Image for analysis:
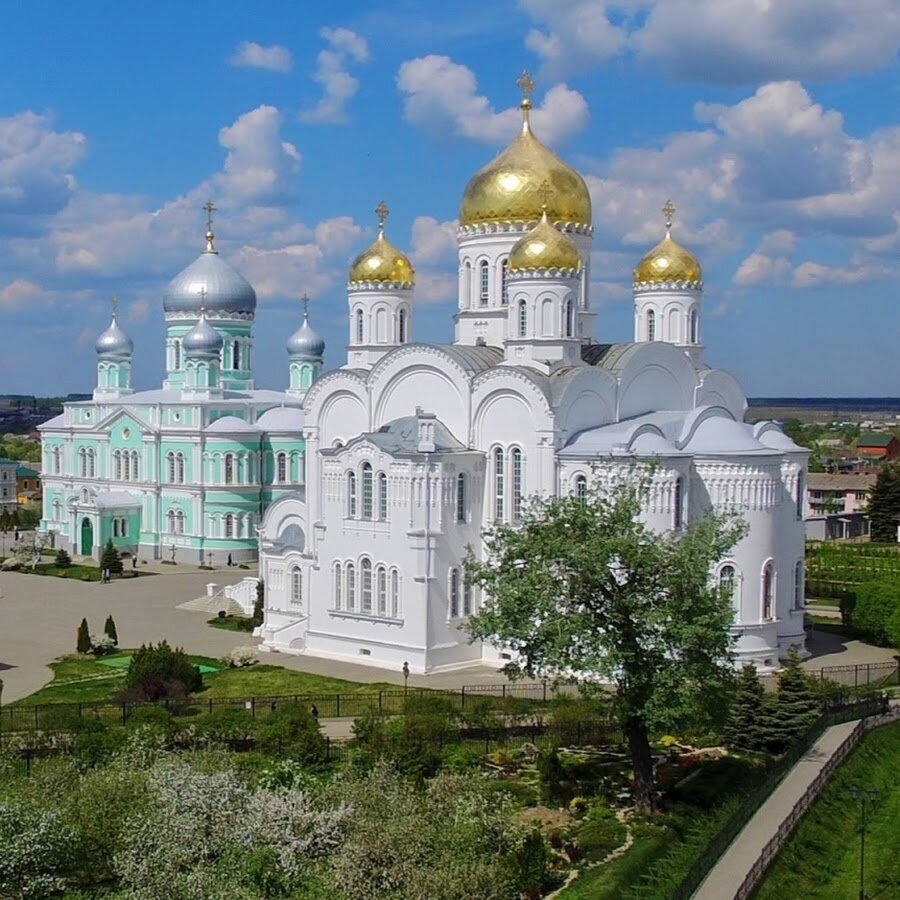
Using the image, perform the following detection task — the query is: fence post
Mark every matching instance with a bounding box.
[250,698,255,719]
[855,666,859,689]
[326,736,331,762]
[461,686,465,709]
[542,680,547,703]
[866,664,871,687]
[336,694,340,718]
[122,703,127,725]
[378,692,383,714]
[502,684,507,700]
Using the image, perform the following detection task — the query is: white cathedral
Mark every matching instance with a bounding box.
[258,79,808,674]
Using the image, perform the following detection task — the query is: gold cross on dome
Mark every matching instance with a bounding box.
[203,199,217,232]
[662,199,676,230]
[375,200,389,229]
[537,180,553,212]
[517,70,535,101]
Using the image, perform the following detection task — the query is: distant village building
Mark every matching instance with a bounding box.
[856,433,899,461]
[0,458,17,508]
[16,465,41,505]
[805,472,874,540]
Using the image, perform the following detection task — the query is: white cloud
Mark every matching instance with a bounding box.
[792,259,893,288]
[299,27,370,125]
[758,229,796,257]
[127,299,150,322]
[733,252,792,287]
[229,41,293,73]
[397,55,588,146]
[216,106,301,205]
[415,271,457,305]
[520,0,900,83]
[314,216,364,258]
[410,216,457,266]
[0,278,53,309]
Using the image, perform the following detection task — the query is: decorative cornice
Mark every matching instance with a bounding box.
[347,280,414,291]
[164,310,254,322]
[632,279,703,292]
[458,221,592,238]
[507,266,581,280]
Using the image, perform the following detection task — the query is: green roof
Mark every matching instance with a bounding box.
[16,465,39,478]
[858,433,894,447]
[0,457,18,465]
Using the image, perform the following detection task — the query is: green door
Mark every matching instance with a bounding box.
[80,517,93,557]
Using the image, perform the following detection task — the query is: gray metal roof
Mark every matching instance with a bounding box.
[163,250,257,315]
[95,313,133,356]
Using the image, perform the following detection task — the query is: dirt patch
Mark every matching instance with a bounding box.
[515,805,574,832]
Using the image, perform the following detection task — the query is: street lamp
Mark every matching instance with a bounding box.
[402,661,410,700]
[848,785,878,899]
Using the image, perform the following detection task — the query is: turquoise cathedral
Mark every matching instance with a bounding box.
[38,208,324,562]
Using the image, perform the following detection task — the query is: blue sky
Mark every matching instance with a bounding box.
[0,0,898,396]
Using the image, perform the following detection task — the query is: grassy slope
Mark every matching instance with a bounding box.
[11,653,398,707]
[753,720,900,899]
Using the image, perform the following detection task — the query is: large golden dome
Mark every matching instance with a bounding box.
[459,77,592,229]
[633,200,702,284]
[508,210,581,272]
[348,201,415,285]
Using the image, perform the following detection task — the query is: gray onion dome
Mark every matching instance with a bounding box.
[287,310,325,358]
[182,310,223,355]
[162,243,257,315]
[95,313,133,356]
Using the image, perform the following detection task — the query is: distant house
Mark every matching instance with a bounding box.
[805,472,875,540]
[16,464,41,504]
[0,457,18,508]
[857,433,900,460]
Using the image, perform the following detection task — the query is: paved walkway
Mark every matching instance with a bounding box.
[692,718,861,900]
[0,564,510,705]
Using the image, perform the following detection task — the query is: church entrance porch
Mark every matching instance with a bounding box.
[80,517,93,556]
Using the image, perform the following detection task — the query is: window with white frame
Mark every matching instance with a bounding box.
[647,309,656,341]
[390,569,400,618]
[673,477,684,529]
[463,579,472,616]
[347,471,357,517]
[793,561,803,610]
[355,308,364,343]
[378,472,388,520]
[79,449,87,478]
[346,563,356,611]
[167,452,176,483]
[176,452,184,484]
[494,447,505,521]
[449,568,460,618]
[361,559,372,613]
[690,309,699,343]
[224,454,235,485]
[224,513,235,538]
[511,448,523,522]
[52,447,61,474]
[290,567,302,606]
[796,473,804,519]
[718,564,736,598]
[565,299,574,337]
[574,473,587,502]
[500,259,509,305]
[113,450,122,481]
[276,452,287,484]
[232,341,240,370]
[173,339,182,370]
[333,563,342,610]
[479,261,489,305]
[762,563,774,620]
[517,299,527,337]
[361,463,373,519]
[88,449,96,478]
[456,472,467,523]
[398,308,407,343]
[377,566,387,616]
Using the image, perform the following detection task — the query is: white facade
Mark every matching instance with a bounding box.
[258,101,808,674]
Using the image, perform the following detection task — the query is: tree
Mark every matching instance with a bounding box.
[724,664,767,752]
[100,538,123,575]
[465,475,745,813]
[852,581,899,645]
[123,641,202,701]
[867,462,900,543]
[761,650,820,753]
[104,614,118,646]
[252,579,265,627]
[77,618,92,654]
[55,548,72,569]
[0,508,10,533]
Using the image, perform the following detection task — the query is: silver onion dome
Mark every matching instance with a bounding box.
[182,310,223,356]
[95,312,133,356]
[287,309,325,358]
[162,246,257,315]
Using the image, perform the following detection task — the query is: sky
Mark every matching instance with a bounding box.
[0,0,898,397]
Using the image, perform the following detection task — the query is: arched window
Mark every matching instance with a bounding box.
[574,474,587,502]
[718,564,736,598]
[112,518,119,538]
[762,563,774,620]
[511,448,523,522]
[52,447,61,474]
[176,452,185,484]
[167,509,176,533]
[347,471,357,516]
[355,308,364,343]
[518,299,528,337]
[130,451,139,481]
[346,563,356,610]
[89,449,96,478]
[176,510,185,534]
[793,561,803,610]
[361,463,373,519]
[52,500,61,521]
[463,579,473,616]
[479,261,489,305]
[378,472,388,520]
[224,513,235,538]
[377,566,387,616]
[449,568,460,618]
[390,569,400,618]
[398,308,407,343]
[290,567,302,606]
[361,558,373,613]
[565,299,574,337]
[276,452,287,484]
[232,341,240,370]
[690,309,699,344]
[494,447,505,521]
[123,452,131,482]
[173,339,182,370]
[79,448,87,478]
[673,477,684,529]
[456,473,467,523]
[647,309,656,342]
[224,454,234,485]
[113,450,122,481]
[333,563,343,610]
[167,452,176,483]
[463,260,472,307]
[500,259,509,305]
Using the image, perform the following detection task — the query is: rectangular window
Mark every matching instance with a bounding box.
[378,473,388,520]
[479,262,489,306]
[391,570,399,618]
[377,569,387,616]
[494,449,504,521]
[456,473,466,523]
[224,455,234,485]
[512,449,523,522]
[362,467,373,519]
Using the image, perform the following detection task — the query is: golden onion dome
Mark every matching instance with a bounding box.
[459,73,592,229]
[508,209,581,273]
[633,200,702,284]
[348,201,415,285]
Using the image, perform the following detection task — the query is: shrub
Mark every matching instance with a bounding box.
[852,581,900,645]
[76,618,91,654]
[122,641,202,701]
[100,538,123,576]
[90,634,116,656]
[252,579,264,626]
[577,805,626,861]
[55,548,72,568]
[103,615,118,645]
[442,743,485,772]
[255,702,326,765]
[224,645,258,668]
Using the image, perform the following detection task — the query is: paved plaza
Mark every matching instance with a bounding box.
[0,563,896,705]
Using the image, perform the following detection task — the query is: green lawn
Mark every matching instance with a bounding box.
[207,614,256,632]
[753,720,900,899]
[12,563,150,582]
[10,652,400,708]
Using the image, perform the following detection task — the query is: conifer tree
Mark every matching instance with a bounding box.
[764,650,820,753]
[76,618,92,654]
[868,461,900,543]
[724,664,766,752]
[252,580,265,626]
[55,548,72,569]
[104,614,118,646]
[100,538,123,575]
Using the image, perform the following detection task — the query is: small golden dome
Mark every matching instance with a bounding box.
[633,200,702,284]
[348,201,415,285]
[508,210,581,272]
[459,74,591,229]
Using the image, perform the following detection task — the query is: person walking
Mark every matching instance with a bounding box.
[227,553,233,567]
